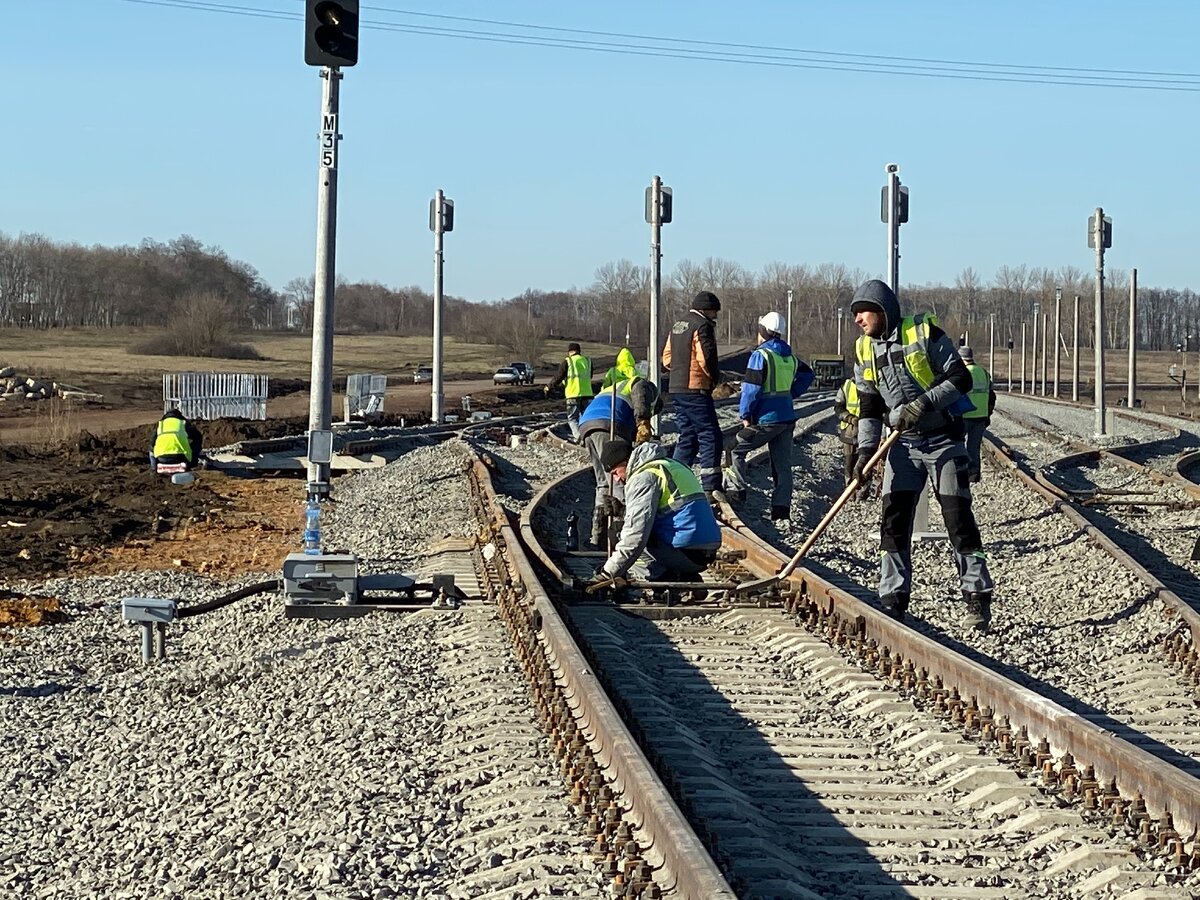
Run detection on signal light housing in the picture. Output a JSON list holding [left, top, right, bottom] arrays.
[[305, 0, 359, 67]]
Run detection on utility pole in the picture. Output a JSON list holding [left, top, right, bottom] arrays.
[[1072, 295, 1080, 402], [429, 190, 454, 423], [1053, 288, 1061, 398], [646, 176, 671, 419], [1127, 267, 1137, 410], [1090, 208, 1111, 435], [786, 288, 793, 349], [305, 66, 342, 499]]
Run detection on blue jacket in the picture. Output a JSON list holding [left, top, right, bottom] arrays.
[[739, 338, 814, 424]]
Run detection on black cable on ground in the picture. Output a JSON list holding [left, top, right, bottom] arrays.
[[176, 579, 282, 619]]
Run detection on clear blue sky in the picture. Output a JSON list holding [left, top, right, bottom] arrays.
[[8, 1, 1199, 300]]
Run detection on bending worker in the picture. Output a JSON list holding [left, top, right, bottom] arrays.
[[149, 408, 204, 473], [601, 347, 639, 390], [850, 279, 994, 631], [662, 290, 724, 503], [958, 346, 996, 483], [544, 342, 594, 441], [724, 311, 814, 521], [577, 368, 661, 548], [588, 438, 721, 590], [834, 376, 863, 492]]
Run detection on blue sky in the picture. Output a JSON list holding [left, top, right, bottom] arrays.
[[8, 1, 1199, 300]]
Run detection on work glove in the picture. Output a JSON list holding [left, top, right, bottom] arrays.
[[601, 495, 625, 518], [893, 395, 932, 432], [585, 570, 627, 594], [851, 453, 874, 486], [634, 419, 654, 444]]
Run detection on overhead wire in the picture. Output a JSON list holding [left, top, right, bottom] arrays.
[[116, 0, 1200, 92]]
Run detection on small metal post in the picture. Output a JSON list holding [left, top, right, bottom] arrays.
[[786, 288, 793, 349], [836, 307, 844, 356], [1127, 268, 1137, 410], [989, 314, 995, 374], [1041, 312, 1049, 396], [1007, 342, 1012, 392], [1053, 288, 1062, 398], [155, 622, 167, 660], [306, 66, 342, 497], [141, 623, 154, 664], [1031, 304, 1040, 396], [1073, 295, 1080, 402], [1093, 208, 1107, 435], [1020, 323, 1027, 393]]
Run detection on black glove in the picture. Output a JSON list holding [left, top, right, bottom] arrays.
[[895, 395, 932, 432], [851, 454, 873, 485], [601, 495, 624, 517]]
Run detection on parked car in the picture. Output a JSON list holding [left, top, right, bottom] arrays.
[[493, 366, 520, 386], [413, 366, 433, 384], [508, 362, 535, 384]]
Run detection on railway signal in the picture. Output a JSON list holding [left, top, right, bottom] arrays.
[[430, 191, 454, 424], [305, 0, 360, 67], [646, 176, 671, 431], [1089, 208, 1111, 435]]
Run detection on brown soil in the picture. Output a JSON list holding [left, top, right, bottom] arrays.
[[0, 590, 69, 632]]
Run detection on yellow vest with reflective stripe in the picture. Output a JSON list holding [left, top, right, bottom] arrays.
[[153, 417, 191, 460], [759, 348, 798, 397], [964, 363, 991, 419], [855, 314, 938, 390], [634, 457, 706, 511], [838, 379, 859, 432], [564, 354, 593, 399]]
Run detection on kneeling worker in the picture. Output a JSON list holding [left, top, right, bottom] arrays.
[[588, 438, 721, 590], [150, 408, 204, 473]]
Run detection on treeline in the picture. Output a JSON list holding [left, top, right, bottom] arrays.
[[3, 231, 1198, 358]]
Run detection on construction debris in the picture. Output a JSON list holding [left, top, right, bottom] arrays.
[[0, 365, 103, 403]]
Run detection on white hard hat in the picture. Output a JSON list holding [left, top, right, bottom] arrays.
[[758, 311, 787, 336]]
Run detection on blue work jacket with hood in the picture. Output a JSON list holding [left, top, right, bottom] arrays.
[[851, 279, 974, 452], [738, 337, 815, 424]]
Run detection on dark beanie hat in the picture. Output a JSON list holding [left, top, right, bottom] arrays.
[[567, 342, 582, 353], [599, 438, 633, 472], [693, 290, 721, 311]]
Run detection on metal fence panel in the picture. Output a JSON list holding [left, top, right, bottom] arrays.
[[163, 372, 269, 420], [344, 373, 387, 419]]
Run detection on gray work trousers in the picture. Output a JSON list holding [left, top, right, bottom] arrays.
[[724, 421, 795, 508], [877, 431, 992, 601], [963, 419, 987, 482], [583, 430, 623, 544], [565, 398, 589, 441]]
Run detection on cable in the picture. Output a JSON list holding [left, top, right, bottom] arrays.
[[176, 578, 282, 619], [114, 0, 1200, 92]]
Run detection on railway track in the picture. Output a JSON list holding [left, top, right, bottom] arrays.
[[455, 421, 1200, 897]]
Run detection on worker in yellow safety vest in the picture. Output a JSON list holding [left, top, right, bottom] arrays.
[[150, 408, 204, 473], [958, 346, 996, 483], [833, 377, 863, 492], [544, 342, 594, 441]]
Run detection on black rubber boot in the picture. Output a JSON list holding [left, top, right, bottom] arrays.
[[963, 591, 992, 632], [880, 593, 909, 622], [770, 506, 790, 521]]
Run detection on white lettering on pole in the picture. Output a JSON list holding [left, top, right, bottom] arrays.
[[320, 113, 338, 170]]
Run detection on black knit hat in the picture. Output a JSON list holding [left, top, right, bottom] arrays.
[[693, 290, 721, 312], [567, 342, 582, 353], [599, 438, 633, 472]]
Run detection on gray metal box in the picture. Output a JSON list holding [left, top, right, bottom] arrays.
[[282, 553, 359, 606]]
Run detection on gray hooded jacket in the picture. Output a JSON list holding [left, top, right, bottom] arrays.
[[851, 280, 973, 452]]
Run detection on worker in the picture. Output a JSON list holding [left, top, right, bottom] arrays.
[[958, 346, 996, 483], [587, 438, 721, 590], [544, 342, 594, 441], [724, 311, 815, 521], [850, 279, 994, 631], [833, 377, 861, 491], [601, 347, 639, 390], [149, 408, 203, 473], [662, 290, 724, 504], [577, 370, 661, 547]]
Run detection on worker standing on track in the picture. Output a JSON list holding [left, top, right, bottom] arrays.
[[834, 376, 864, 494], [851, 279, 994, 631], [958, 346, 996, 483], [662, 290, 724, 505], [587, 438, 721, 591], [577, 370, 661, 547], [149, 408, 204, 473], [724, 311, 815, 521], [544, 342, 594, 441]]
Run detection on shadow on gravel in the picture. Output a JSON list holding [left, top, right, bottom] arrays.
[[573, 606, 915, 899]]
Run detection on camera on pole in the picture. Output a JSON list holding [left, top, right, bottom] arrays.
[[305, 0, 360, 67]]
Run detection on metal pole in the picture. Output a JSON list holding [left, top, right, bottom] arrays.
[[432, 190, 445, 424], [306, 66, 341, 497], [1053, 289, 1061, 398], [1093, 208, 1107, 435], [1007, 343, 1012, 392], [836, 308, 844, 357], [1020, 323, 1027, 394], [1072, 295, 1080, 402], [989, 314, 995, 374], [786, 288, 793, 349], [1031, 306, 1039, 396], [1127, 267, 1137, 410], [649, 175, 663, 428], [1041, 312, 1048, 396], [885, 165, 900, 296]]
